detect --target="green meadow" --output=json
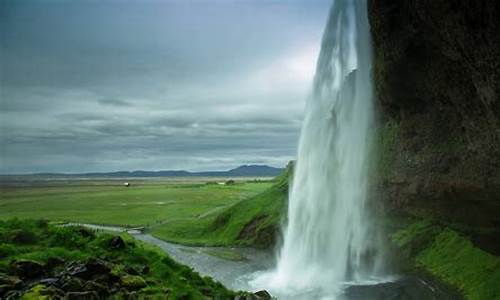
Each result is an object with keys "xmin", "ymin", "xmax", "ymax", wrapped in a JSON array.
[{"xmin": 0, "ymin": 179, "xmax": 273, "ymax": 228}]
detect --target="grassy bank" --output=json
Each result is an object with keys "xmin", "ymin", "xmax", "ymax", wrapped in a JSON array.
[
  {"xmin": 392, "ymin": 219, "xmax": 500, "ymax": 300},
  {"xmin": 150, "ymin": 165, "xmax": 290, "ymax": 248},
  {"xmin": 0, "ymin": 219, "xmax": 253, "ymax": 299}
]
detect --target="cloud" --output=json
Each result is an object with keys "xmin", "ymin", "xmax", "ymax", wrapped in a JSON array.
[
  {"xmin": 97, "ymin": 98, "xmax": 132, "ymax": 107},
  {"xmin": 0, "ymin": 0, "xmax": 330, "ymax": 173}
]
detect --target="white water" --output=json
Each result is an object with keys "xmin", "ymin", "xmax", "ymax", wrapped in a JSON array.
[{"xmin": 251, "ymin": 0, "xmax": 385, "ymax": 298}]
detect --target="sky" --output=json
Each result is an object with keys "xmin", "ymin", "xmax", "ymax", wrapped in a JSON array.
[{"xmin": 0, "ymin": 0, "xmax": 331, "ymax": 173}]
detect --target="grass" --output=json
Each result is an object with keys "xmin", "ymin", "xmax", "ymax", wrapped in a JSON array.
[
  {"xmin": 392, "ymin": 220, "xmax": 500, "ymax": 300},
  {"xmin": 0, "ymin": 219, "xmax": 246, "ymax": 298},
  {"xmin": 0, "ymin": 180, "xmax": 272, "ymax": 227},
  {"xmin": 151, "ymin": 164, "xmax": 290, "ymax": 248}
]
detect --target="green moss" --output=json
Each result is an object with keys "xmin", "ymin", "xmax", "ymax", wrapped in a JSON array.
[
  {"xmin": 392, "ymin": 219, "xmax": 434, "ymax": 247},
  {"xmin": 120, "ymin": 275, "xmax": 147, "ymax": 290},
  {"xmin": 417, "ymin": 229, "xmax": 500, "ymax": 300},
  {"xmin": 393, "ymin": 220, "xmax": 500, "ymax": 300},
  {"xmin": 0, "ymin": 219, "xmax": 239, "ymax": 298},
  {"xmin": 20, "ymin": 284, "xmax": 50, "ymax": 300}
]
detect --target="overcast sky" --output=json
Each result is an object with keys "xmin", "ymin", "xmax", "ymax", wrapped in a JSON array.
[{"xmin": 0, "ymin": 0, "xmax": 331, "ymax": 173}]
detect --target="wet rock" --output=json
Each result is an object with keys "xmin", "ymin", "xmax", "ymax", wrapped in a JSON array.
[
  {"xmin": 109, "ymin": 236, "xmax": 126, "ymax": 250},
  {"xmin": 10, "ymin": 260, "xmax": 45, "ymax": 278},
  {"xmin": 66, "ymin": 262, "xmax": 91, "ymax": 279},
  {"xmin": 342, "ymin": 276, "xmax": 455, "ymax": 300},
  {"xmin": 120, "ymin": 275, "xmax": 147, "ymax": 291},
  {"xmin": 47, "ymin": 257, "xmax": 66, "ymax": 269},
  {"xmin": 61, "ymin": 276, "xmax": 85, "ymax": 292},
  {"xmin": 4, "ymin": 290, "xmax": 22, "ymax": 300},
  {"xmin": 64, "ymin": 291, "xmax": 99, "ymax": 300},
  {"xmin": 125, "ymin": 266, "xmax": 140, "ymax": 275},
  {"xmin": 140, "ymin": 265, "xmax": 150, "ymax": 275},
  {"xmin": 39, "ymin": 277, "xmax": 60, "ymax": 286},
  {"xmin": 254, "ymin": 290, "xmax": 272, "ymax": 299},
  {"xmin": 0, "ymin": 274, "xmax": 22, "ymax": 289},
  {"xmin": 85, "ymin": 259, "xmax": 111, "ymax": 275},
  {"xmin": 84, "ymin": 281, "xmax": 108, "ymax": 295}
]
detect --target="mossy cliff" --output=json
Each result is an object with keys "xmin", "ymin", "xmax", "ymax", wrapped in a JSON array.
[
  {"xmin": 368, "ymin": 0, "xmax": 500, "ymax": 229},
  {"xmin": 368, "ymin": 2, "xmax": 500, "ymax": 298}
]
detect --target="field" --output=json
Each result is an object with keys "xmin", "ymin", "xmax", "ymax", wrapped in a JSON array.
[{"xmin": 0, "ymin": 177, "xmax": 273, "ymax": 228}]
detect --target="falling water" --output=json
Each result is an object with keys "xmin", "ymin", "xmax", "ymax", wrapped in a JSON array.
[{"xmin": 251, "ymin": 0, "xmax": 384, "ymax": 298}]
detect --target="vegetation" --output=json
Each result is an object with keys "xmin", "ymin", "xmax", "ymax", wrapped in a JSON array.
[
  {"xmin": 150, "ymin": 164, "xmax": 291, "ymax": 248},
  {"xmin": 0, "ymin": 181, "xmax": 272, "ymax": 227},
  {"xmin": 0, "ymin": 219, "xmax": 249, "ymax": 299},
  {"xmin": 392, "ymin": 220, "xmax": 500, "ymax": 300}
]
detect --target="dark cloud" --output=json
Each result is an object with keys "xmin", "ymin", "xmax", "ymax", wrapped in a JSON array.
[
  {"xmin": 98, "ymin": 98, "xmax": 132, "ymax": 107},
  {"xmin": 0, "ymin": 0, "xmax": 330, "ymax": 173}
]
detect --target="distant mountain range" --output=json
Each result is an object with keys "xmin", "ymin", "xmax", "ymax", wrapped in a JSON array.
[{"xmin": 31, "ymin": 165, "xmax": 285, "ymax": 177}]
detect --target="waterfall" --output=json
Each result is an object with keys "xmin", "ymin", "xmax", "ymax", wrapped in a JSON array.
[{"xmin": 251, "ymin": 0, "xmax": 384, "ymax": 297}]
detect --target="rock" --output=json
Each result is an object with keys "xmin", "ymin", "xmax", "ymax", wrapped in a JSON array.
[
  {"xmin": 10, "ymin": 260, "xmax": 45, "ymax": 278},
  {"xmin": 64, "ymin": 291, "xmax": 99, "ymax": 300},
  {"xmin": 120, "ymin": 275, "xmax": 147, "ymax": 291},
  {"xmin": 47, "ymin": 257, "xmax": 66, "ymax": 269},
  {"xmin": 66, "ymin": 262, "xmax": 91, "ymax": 280},
  {"xmin": 4, "ymin": 289, "xmax": 22, "ymax": 299},
  {"xmin": 108, "ymin": 236, "xmax": 126, "ymax": 250},
  {"xmin": 0, "ymin": 274, "xmax": 22, "ymax": 289},
  {"xmin": 84, "ymin": 281, "xmax": 108, "ymax": 295},
  {"xmin": 61, "ymin": 276, "xmax": 84, "ymax": 292},
  {"xmin": 125, "ymin": 266, "xmax": 140, "ymax": 275},
  {"xmin": 140, "ymin": 265, "xmax": 150, "ymax": 275},
  {"xmin": 254, "ymin": 290, "xmax": 272, "ymax": 299},
  {"xmin": 22, "ymin": 284, "xmax": 64, "ymax": 299},
  {"xmin": 85, "ymin": 259, "xmax": 110, "ymax": 275},
  {"xmin": 39, "ymin": 277, "xmax": 60, "ymax": 286}
]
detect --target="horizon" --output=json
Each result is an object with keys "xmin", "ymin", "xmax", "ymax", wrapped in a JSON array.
[
  {"xmin": 0, "ymin": 0, "xmax": 330, "ymax": 174},
  {"xmin": 0, "ymin": 163, "xmax": 286, "ymax": 176}
]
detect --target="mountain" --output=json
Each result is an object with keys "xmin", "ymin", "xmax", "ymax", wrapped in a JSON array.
[{"xmin": 31, "ymin": 165, "xmax": 285, "ymax": 178}]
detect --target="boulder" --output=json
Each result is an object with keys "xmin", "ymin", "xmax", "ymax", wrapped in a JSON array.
[
  {"xmin": 0, "ymin": 274, "xmax": 22, "ymax": 289},
  {"xmin": 10, "ymin": 260, "xmax": 45, "ymax": 278},
  {"xmin": 108, "ymin": 236, "xmax": 126, "ymax": 250},
  {"xmin": 85, "ymin": 259, "xmax": 110, "ymax": 275},
  {"xmin": 64, "ymin": 291, "xmax": 99, "ymax": 300},
  {"xmin": 254, "ymin": 290, "xmax": 272, "ymax": 299},
  {"xmin": 61, "ymin": 276, "xmax": 84, "ymax": 292},
  {"xmin": 66, "ymin": 262, "xmax": 91, "ymax": 280},
  {"xmin": 47, "ymin": 257, "xmax": 66, "ymax": 269},
  {"xmin": 84, "ymin": 281, "xmax": 108, "ymax": 295}
]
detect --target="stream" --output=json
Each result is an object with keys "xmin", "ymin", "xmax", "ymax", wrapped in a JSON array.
[{"xmin": 66, "ymin": 223, "xmax": 459, "ymax": 299}]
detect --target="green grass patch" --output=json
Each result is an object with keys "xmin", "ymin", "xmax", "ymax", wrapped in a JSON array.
[
  {"xmin": 150, "ymin": 165, "xmax": 290, "ymax": 248},
  {"xmin": 393, "ymin": 220, "xmax": 500, "ymax": 300},
  {"xmin": 0, "ymin": 219, "xmax": 242, "ymax": 298},
  {"xmin": 0, "ymin": 181, "xmax": 272, "ymax": 227}
]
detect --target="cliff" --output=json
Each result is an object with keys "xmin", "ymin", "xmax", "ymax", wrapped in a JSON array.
[{"xmin": 369, "ymin": 0, "xmax": 500, "ymax": 230}]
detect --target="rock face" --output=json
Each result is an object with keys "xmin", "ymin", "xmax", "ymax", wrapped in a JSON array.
[{"xmin": 368, "ymin": 0, "xmax": 500, "ymax": 227}]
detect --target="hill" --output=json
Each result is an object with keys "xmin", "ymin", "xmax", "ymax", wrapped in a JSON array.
[{"xmin": 30, "ymin": 165, "xmax": 285, "ymax": 178}]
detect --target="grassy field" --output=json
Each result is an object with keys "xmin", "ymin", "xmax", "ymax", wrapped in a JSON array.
[{"xmin": 0, "ymin": 178, "xmax": 273, "ymax": 228}]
